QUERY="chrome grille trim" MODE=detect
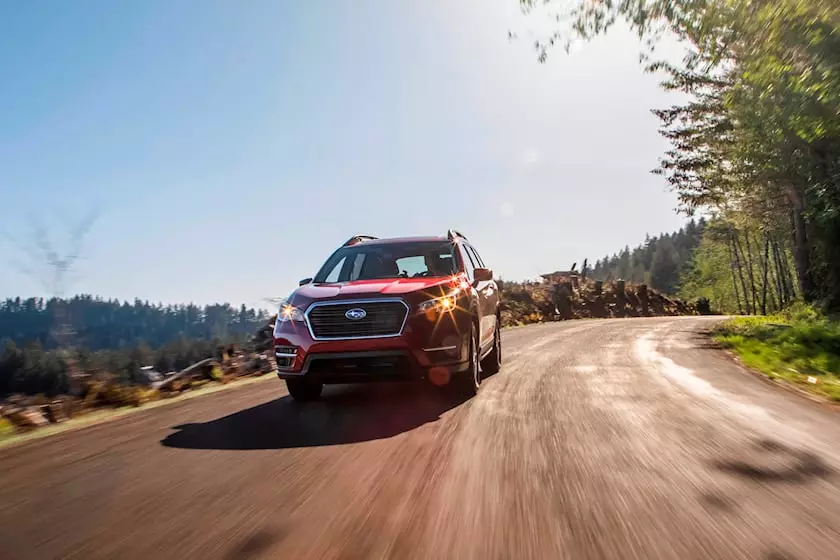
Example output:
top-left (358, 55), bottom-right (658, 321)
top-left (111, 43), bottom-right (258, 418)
top-left (304, 298), bottom-right (410, 341)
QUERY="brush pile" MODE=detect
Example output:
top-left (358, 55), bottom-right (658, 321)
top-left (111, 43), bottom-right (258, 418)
top-left (0, 346), bottom-right (275, 434)
top-left (500, 278), bottom-right (710, 328)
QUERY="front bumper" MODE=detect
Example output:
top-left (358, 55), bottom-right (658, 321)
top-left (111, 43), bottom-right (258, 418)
top-left (272, 303), bottom-right (472, 384)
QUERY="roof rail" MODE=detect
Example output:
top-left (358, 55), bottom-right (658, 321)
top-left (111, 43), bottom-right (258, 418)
top-left (447, 229), bottom-right (468, 241)
top-left (343, 234), bottom-right (378, 247)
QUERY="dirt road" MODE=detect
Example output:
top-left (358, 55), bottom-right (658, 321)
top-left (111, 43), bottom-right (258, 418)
top-left (2, 317), bottom-right (840, 560)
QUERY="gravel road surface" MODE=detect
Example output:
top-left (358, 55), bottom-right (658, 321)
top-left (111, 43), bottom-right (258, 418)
top-left (2, 317), bottom-right (840, 560)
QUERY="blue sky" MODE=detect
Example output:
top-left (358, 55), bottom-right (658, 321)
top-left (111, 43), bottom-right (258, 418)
top-left (0, 0), bottom-right (687, 309)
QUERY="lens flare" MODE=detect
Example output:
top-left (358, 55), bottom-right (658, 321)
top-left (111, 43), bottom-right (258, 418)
top-left (418, 288), bottom-right (468, 340)
top-left (278, 304), bottom-right (305, 323)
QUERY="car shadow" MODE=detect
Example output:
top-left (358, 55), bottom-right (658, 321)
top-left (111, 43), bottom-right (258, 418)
top-left (160, 383), bottom-right (468, 450)
top-left (669, 329), bottom-right (726, 350)
top-left (711, 439), bottom-right (834, 484)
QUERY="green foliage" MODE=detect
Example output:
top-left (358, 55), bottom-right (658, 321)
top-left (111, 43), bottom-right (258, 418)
top-left (1, 336), bottom-right (229, 398)
top-left (0, 340), bottom-right (68, 397)
top-left (0, 296), bottom-right (270, 351)
top-left (523, 0), bottom-right (840, 308)
top-left (649, 239), bottom-right (680, 294)
top-left (679, 231), bottom-right (738, 312)
top-left (0, 290), bottom-right (267, 397)
top-left (679, 218), bottom-right (799, 314)
top-left (590, 219), bottom-right (705, 293)
top-left (714, 306), bottom-right (840, 401)
top-left (778, 301), bottom-right (825, 324)
top-left (0, 417), bottom-right (15, 439)
top-left (0, 294), bottom-right (270, 399)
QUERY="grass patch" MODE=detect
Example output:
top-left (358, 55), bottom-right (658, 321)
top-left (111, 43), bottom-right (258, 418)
top-left (0, 418), bottom-right (15, 441)
top-left (714, 303), bottom-right (840, 401)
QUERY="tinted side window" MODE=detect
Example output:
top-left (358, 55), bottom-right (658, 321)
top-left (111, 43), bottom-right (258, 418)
top-left (467, 245), bottom-right (485, 268)
top-left (460, 245), bottom-right (476, 280)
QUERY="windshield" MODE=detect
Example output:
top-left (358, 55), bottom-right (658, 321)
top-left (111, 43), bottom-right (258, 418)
top-left (313, 241), bottom-right (459, 283)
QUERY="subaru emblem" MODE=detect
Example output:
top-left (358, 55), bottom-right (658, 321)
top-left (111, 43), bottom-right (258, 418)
top-left (345, 308), bottom-right (367, 321)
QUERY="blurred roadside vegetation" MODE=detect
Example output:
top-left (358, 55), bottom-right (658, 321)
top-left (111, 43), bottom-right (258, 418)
top-left (715, 304), bottom-right (840, 401)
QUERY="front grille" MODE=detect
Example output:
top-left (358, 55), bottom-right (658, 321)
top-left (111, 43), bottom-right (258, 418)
top-left (307, 300), bottom-right (408, 339)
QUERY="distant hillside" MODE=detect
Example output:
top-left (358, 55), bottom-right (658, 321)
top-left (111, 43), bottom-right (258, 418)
top-left (1, 222), bottom-right (706, 351)
top-left (588, 218), bottom-right (706, 294)
top-left (0, 296), bottom-right (271, 351)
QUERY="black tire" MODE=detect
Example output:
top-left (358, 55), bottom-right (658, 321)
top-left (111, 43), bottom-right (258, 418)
top-left (480, 316), bottom-right (502, 377)
top-left (285, 377), bottom-right (323, 402)
top-left (454, 323), bottom-right (480, 397)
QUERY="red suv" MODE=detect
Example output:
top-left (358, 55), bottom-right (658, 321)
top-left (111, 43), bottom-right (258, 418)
top-left (272, 230), bottom-right (502, 401)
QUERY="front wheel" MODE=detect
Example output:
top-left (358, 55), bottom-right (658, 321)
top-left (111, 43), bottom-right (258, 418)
top-left (454, 324), bottom-right (480, 397)
top-left (285, 378), bottom-right (323, 402)
top-left (480, 318), bottom-right (502, 377)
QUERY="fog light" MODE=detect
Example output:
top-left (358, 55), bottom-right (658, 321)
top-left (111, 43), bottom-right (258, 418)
top-left (275, 345), bottom-right (298, 369)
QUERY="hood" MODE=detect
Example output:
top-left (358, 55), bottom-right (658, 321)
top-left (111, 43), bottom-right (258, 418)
top-left (293, 276), bottom-right (459, 301)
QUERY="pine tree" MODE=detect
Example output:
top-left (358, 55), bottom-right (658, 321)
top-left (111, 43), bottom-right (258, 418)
top-left (588, 222), bottom-right (706, 293)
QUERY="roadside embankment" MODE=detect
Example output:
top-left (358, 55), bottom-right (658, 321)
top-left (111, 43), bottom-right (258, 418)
top-left (714, 304), bottom-right (840, 402)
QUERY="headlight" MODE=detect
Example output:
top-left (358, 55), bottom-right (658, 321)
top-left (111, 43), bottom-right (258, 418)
top-left (418, 290), bottom-right (460, 315)
top-left (277, 303), bottom-right (306, 322)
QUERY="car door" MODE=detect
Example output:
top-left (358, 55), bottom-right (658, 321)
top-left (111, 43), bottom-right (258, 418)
top-left (464, 244), bottom-right (498, 349)
top-left (457, 243), bottom-right (484, 342)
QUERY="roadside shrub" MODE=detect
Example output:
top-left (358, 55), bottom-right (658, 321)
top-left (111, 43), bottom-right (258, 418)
top-left (780, 302), bottom-right (824, 324)
top-left (0, 417), bottom-right (15, 438)
top-left (715, 310), bottom-right (840, 401)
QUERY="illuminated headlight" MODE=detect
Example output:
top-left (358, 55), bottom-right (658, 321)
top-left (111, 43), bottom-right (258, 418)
top-left (277, 303), bottom-right (306, 323)
top-left (418, 290), bottom-right (459, 314)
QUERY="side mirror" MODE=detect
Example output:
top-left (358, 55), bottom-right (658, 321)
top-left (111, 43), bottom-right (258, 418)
top-left (474, 268), bottom-right (493, 282)
top-left (299, 277), bottom-right (313, 286)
